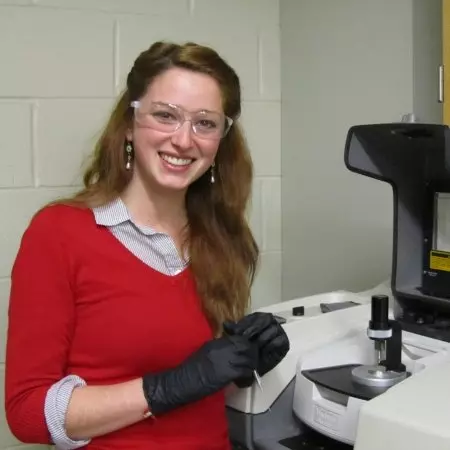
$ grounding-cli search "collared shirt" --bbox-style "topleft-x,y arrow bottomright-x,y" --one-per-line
44,197 -> 187,449
94,197 -> 188,276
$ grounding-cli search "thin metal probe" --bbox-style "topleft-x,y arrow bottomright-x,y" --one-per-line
253,370 -> 263,391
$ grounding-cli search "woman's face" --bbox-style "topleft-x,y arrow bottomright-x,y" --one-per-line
128,67 -> 227,193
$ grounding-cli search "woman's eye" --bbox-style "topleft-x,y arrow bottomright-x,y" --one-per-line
152,111 -> 177,121
197,120 -> 217,129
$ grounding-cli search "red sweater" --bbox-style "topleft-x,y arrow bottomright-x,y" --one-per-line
5,205 -> 231,450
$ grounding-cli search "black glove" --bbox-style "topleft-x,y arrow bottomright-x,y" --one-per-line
142,334 -> 258,415
223,312 -> 290,387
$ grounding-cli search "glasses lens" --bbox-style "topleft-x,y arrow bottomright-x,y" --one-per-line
144,103 -> 181,132
192,112 -> 228,139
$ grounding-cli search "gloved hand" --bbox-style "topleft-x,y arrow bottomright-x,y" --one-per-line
223,312 -> 290,387
142,334 -> 258,415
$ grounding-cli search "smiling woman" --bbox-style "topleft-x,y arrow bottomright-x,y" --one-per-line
4,41 -> 290,450
125,67 -> 225,193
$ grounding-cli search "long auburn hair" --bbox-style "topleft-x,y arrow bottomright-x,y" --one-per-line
56,41 -> 259,335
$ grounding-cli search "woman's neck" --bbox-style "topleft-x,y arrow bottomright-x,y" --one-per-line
121,176 -> 188,236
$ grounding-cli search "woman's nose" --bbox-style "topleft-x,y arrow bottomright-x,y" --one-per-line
171,121 -> 194,149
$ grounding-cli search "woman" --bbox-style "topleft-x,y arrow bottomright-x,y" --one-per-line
5,41 -> 289,450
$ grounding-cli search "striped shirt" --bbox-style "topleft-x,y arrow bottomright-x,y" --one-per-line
44,197 -> 187,449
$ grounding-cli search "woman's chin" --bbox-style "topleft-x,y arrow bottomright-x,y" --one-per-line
154,176 -> 191,193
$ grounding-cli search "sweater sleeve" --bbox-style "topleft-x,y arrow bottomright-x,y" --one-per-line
5,207 -> 76,444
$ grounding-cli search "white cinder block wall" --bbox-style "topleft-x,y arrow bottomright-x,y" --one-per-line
0,1 -> 281,448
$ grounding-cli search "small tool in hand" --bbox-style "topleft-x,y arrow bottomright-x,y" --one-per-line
253,368 -> 270,412
253,369 -> 263,391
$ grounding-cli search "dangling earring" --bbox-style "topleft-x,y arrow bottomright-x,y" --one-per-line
210,162 -> 215,184
125,141 -> 133,170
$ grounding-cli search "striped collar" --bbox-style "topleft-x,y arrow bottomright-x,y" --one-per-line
93,197 -> 190,262
93,197 -> 160,236
92,197 -> 130,227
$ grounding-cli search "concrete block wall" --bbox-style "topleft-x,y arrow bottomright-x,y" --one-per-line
0,1 -> 281,448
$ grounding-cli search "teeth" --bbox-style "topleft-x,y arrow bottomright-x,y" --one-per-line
160,153 -> 193,166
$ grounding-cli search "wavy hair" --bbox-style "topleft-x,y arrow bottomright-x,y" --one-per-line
56,41 -> 259,335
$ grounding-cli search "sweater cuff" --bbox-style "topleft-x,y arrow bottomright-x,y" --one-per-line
44,375 -> 90,449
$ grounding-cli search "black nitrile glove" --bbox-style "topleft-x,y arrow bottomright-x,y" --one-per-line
223,312 -> 290,387
142,334 -> 258,415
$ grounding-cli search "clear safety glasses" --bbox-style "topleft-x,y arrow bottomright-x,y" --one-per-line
130,100 -> 233,140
